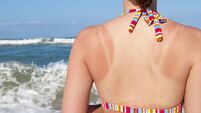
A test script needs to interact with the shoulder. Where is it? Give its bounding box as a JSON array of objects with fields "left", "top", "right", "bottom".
[
  {"left": 177, "top": 22, "right": 201, "bottom": 38},
  {"left": 168, "top": 19, "right": 201, "bottom": 46},
  {"left": 72, "top": 25, "right": 105, "bottom": 58},
  {"left": 175, "top": 21, "right": 201, "bottom": 62},
  {"left": 179, "top": 24, "right": 201, "bottom": 50},
  {"left": 188, "top": 27, "right": 201, "bottom": 62},
  {"left": 75, "top": 25, "right": 100, "bottom": 43},
  {"left": 171, "top": 19, "right": 201, "bottom": 40},
  {"left": 74, "top": 25, "right": 100, "bottom": 47},
  {"left": 164, "top": 19, "right": 201, "bottom": 63}
]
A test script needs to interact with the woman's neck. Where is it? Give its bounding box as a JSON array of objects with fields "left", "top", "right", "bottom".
[{"left": 122, "top": 0, "right": 157, "bottom": 15}]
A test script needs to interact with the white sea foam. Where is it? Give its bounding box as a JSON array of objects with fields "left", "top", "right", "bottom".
[
  {"left": 0, "top": 38, "right": 75, "bottom": 45},
  {"left": 0, "top": 61, "right": 100, "bottom": 113}
]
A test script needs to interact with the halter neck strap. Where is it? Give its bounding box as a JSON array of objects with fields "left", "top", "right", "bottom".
[{"left": 127, "top": 8, "right": 167, "bottom": 42}]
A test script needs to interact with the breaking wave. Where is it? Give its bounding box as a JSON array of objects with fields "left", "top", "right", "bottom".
[
  {"left": 0, "top": 60, "right": 100, "bottom": 113},
  {"left": 0, "top": 38, "right": 75, "bottom": 45}
]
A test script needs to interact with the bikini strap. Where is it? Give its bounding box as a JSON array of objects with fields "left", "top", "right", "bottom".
[
  {"left": 128, "top": 8, "right": 167, "bottom": 42},
  {"left": 99, "top": 98, "right": 183, "bottom": 113}
]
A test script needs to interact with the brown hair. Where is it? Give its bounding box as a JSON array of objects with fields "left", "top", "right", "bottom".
[{"left": 137, "top": 0, "right": 153, "bottom": 8}]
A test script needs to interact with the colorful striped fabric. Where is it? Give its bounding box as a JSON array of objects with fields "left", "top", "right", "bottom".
[
  {"left": 128, "top": 8, "right": 167, "bottom": 42},
  {"left": 100, "top": 99, "right": 183, "bottom": 113}
]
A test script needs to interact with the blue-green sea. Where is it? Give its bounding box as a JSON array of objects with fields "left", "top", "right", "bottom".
[{"left": 0, "top": 37, "right": 99, "bottom": 113}]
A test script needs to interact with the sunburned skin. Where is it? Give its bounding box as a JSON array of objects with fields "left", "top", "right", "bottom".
[
  {"left": 88, "top": 14, "right": 201, "bottom": 113},
  {"left": 62, "top": 0, "right": 201, "bottom": 113}
]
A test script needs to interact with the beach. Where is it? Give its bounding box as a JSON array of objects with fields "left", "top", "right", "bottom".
[{"left": 0, "top": 37, "right": 100, "bottom": 113}]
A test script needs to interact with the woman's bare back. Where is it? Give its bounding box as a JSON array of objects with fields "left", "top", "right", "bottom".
[{"left": 83, "top": 13, "right": 201, "bottom": 112}]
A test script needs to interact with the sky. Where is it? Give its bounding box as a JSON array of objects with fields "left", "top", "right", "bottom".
[{"left": 0, "top": 0, "right": 200, "bottom": 38}]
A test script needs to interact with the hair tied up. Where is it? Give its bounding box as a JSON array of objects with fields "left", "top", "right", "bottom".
[{"left": 137, "top": 0, "right": 153, "bottom": 8}]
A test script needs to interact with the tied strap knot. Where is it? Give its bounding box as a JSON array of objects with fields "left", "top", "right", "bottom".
[{"left": 128, "top": 8, "right": 167, "bottom": 42}]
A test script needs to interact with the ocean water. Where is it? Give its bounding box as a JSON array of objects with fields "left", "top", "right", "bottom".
[{"left": 0, "top": 37, "right": 100, "bottom": 113}]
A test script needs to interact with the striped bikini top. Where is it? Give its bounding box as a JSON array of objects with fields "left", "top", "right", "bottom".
[
  {"left": 127, "top": 8, "right": 167, "bottom": 42},
  {"left": 100, "top": 98, "right": 184, "bottom": 113}
]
